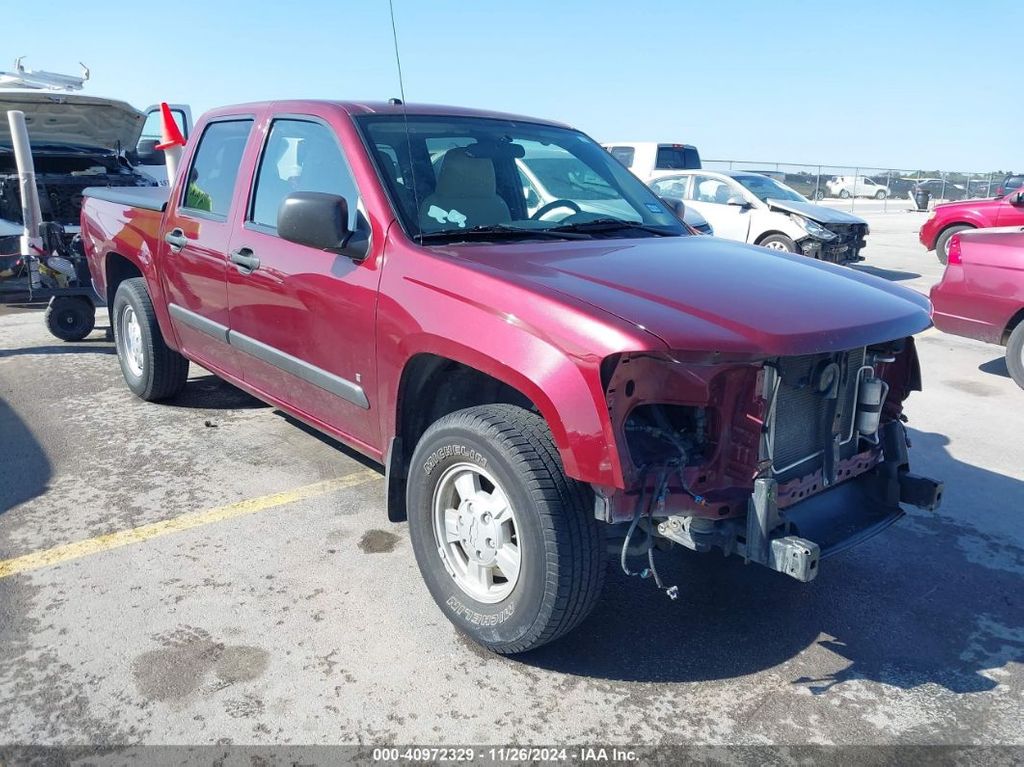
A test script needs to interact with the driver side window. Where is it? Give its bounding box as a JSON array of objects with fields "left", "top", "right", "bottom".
[
  {"left": 250, "top": 118, "right": 360, "bottom": 232},
  {"left": 139, "top": 108, "right": 187, "bottom": 145}
]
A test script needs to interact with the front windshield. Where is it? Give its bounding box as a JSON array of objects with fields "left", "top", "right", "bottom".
[
  {"left": 732, "top": 174, "right": 807, "bottom": 203},
  {"left": 519, "top": 156, "right": 620, "bottom": 201},
  {"left": 355, "top": 114, "right": 686, "bottom": 242}
]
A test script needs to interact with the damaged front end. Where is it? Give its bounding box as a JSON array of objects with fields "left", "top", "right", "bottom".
[
  {"left": 794, "top": 220, "right": 869, "bottom": 265},
  {"left": 595, "top": 338, "right": 942, "bottom": 586}
]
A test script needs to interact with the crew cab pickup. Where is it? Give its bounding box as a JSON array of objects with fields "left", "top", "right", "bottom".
[{"left": 82, "top": 101, "right": 942, "bottom": 654}]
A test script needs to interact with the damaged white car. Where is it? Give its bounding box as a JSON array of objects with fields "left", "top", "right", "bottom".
[{"left": 650, "top": 169, "right": 869, "bottom": 264}]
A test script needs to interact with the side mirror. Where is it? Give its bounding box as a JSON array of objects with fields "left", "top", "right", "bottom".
[
  {"left": 727, "top": 196, "right": 750, "bottom": 208},
  {"left": 134, "top": 139, "right": 166, "bottom": 166},
  {"left": 660, "top": 196, "right": 686, "bottom": 222},
  {"left": 1014, "top": 191, "right": 1024, "bottom": 206},
  {"left": 278, "top": 192, "right": 367, "bottom": 259}
]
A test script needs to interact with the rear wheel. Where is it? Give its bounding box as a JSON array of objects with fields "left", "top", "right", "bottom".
[
  {"left": 813, "top": 189, "right": 826, "bottom": 200},
  {"left": 112, "top": 277, "right": 189, "bottom": 401},
  {"left": 935, "top": 224, "right": 972, "bottom": 265},
  {"left": 759, "top": 233, "right": 797, "bottom": 253},
  {"left": 407, "top": 404, "right": 605, "bottom": 654},
  {"left": 1007, "top": 323, "right": 1024, "bottom": 391},
  {"left": 44, "top": 296, "right": 95, "bottom": 341}
]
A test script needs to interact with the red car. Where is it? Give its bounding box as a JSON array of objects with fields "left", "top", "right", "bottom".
[
  {"left": 930, "top": 227, "right": 1024, "bottom": 389},
  {"left": 919, "top": 191, "right": 1024, "bottom": 264},
  {"left": 81, "top": 100, "right": 940, "bottom": 653}
]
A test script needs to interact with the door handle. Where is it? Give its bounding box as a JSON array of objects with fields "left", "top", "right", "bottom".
[
  {"left": 229, "top": 247, "right": 261, "bottom": 274},
  {"left": 164, "top": 228, "right": 188, "bottom": 252}
]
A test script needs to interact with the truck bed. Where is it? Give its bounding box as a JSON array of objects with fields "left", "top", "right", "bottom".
[{"left": 81, "top": 185, "right": 170, "bottom": 212}]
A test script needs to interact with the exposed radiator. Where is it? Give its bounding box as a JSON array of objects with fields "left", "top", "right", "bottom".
[{"left": 768, "top": 347, "right": 866, "bottom": 483}]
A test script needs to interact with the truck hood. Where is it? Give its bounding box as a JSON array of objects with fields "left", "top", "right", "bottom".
[
  {"left": 0, "top": 91, "right": 144, "bottom": 152},
  {"left": 765, "top": 198, "right": 867, "bottom": 225},
  {"left": 439, "top": 236, "right": 931, "bottom": 356}
]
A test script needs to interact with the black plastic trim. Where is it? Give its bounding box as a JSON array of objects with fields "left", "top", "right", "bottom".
[
  {"left": 228, "top": 329, "right": 369, "bottom": 409},
  {"left": 167, "top": 303, "right": 369, "bottom": 409},
  {"left": 168, "top": 303, "right": 229, "bottom": 343}
]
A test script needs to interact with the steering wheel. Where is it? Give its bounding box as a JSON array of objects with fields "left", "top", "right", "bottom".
[{"left": 531, "top": 199, "right": 582, "bottom": 220}]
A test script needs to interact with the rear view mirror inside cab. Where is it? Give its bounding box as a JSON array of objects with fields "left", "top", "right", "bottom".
[{"left": 462, "top": 141, "right": 527, "bottom": 161}]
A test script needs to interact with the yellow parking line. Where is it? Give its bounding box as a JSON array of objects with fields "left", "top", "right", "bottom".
[{"left": 0, "top": 468, "right": 381, "bottom": 580}]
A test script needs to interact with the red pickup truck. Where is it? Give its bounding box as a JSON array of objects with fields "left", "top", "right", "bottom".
[
  {"left": 81, "top": 100, "right": 941, "bottom": 653},
  {"left": 919, "top": 190, "right": 1024, "bottom": 263}
]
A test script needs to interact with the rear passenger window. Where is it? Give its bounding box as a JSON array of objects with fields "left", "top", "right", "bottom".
[
  {"left": 181, "top": 119, "right": 253, "bottom": 218},
  {"left": 655, "top": 145, "right": 700, "bottom": 170},
  {"left": 250, "top": 119, "right": 360, "bottom": 231},
  {"left": 609, "top": 146, "right": 635, "bottom": 168}
]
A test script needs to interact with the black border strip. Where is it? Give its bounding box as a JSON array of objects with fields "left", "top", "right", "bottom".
[
  {"left": 167, "top": 303, "right": 368, "bottom": 409},
  {"left": 227, "top": 329, "right": 369, "bottom": 409},
  {"left": 167, "top": 303, "right": 229, "bottom": 344}
]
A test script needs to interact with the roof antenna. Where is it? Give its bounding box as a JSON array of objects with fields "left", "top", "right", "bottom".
[
  {"left": 388, "top": 0, "right": 421, "bottom": 238},
  {"left": 388, "top": 0, "right": 407, "bottom": 105}
]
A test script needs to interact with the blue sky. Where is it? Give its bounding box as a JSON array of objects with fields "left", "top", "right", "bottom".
[{"left": 7, "top": 0, "right": 1021, "bottom": 171}]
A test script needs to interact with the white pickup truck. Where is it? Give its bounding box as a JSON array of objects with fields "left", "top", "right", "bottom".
[{"left": 603, "top": 141, "right": 701, "bottom": 182}]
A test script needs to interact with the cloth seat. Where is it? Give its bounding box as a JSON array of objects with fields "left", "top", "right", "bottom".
[{"left": 418, "top": 148, "right": 511, "bottom": 231}]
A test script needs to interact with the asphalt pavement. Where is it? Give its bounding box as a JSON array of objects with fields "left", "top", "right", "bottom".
[{"left": 1, "top": 211, "right": 1021, "bottom": 749}]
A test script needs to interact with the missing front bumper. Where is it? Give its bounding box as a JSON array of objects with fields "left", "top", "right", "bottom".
[
  {"left": 656, "top": 421, "right": 942, "bottom": 582},
  {"left": 798, "top": 237, "right": 866, "bottom": 265}
]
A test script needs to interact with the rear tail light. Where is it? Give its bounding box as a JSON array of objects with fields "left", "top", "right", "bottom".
[{"left": 947, "top": 233, "right": 963, "bottom": 265}]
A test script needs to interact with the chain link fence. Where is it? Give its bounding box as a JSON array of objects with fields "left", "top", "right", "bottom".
[{"left": 703, "top": 159, "right": 1009, "bottom": 212}]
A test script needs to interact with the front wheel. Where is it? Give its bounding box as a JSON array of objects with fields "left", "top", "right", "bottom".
[
  {"left": 407, "top": 404, "right": 605, "bottom": 654},
  {"left": 44, "top": 295, "right": 95, "bottom": 341},
  {"left": 875, "top": 190, "right": 887, "bottom": 200},
  {"left": 759, "top": 233, "right": 797, "bottom": 253},
  {"left": 934, "top": 224, "right": 972, "bottom": 266},
  {"left": 839, "top": 189, "right": 851, "bottom": 199},
  {"left": 1007, "top": 323, "right": 1024, "bottom": 391},
  {"left": 112, "top": 277, "right": 189, "bottom": 401},
  {"left": 813, "top": 189, "right": 826, "bottom": 200}
]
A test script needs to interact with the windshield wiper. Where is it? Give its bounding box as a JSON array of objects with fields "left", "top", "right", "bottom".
[
  {"left": 547, "top": 218, "right": 673, "bottom": 237},
  {"left": 417, "top": 224, "right": 591, "bottom": 243}
]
